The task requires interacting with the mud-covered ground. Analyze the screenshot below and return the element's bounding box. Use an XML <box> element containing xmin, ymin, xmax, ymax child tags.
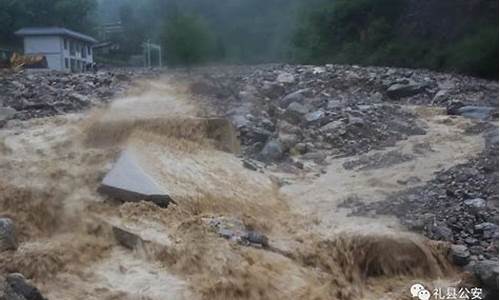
<box><xmin>0</xmin><ymin>65</ymin><xmax>498</xmax><ymax>300</ymax></box>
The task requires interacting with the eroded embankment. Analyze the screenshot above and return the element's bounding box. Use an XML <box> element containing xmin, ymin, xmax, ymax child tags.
<box><xmin>0</xmin><ymin>76</ymin><xmax>481</xmax><ymax>300</ymax></box>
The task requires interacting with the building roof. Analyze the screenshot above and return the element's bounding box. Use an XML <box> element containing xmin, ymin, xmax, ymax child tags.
<box><xmin>14</xmin><ymin>27</ymin><xmax>98</xmax><ymax>44</ymax></box>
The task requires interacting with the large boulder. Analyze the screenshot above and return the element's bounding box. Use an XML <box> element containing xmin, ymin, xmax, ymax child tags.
<box><xmin>456</xmin><ymin>106</ymin><xmax>495</xmax><ymax>120</ymax></box>
<box><xmin>469</xmin><ymin>260</ymin><xmax>499</xmax><ymax>299</ymax></box>
<box><xmin>319</xmin><ymin>120</ymin><xmax>344</xmax><ymax>135</ymax></box>
<box><xmin>449</xmin><ymin>244</ymin><xmax>470</xmax><ymax>266</ymax></box>
<box><xmin>278</xmin><ymin>133</ymin><xmax>299</xmax><ymax>151</ymax></box>
<box><xmin>1</xmin><ymin>273</ymin><xmax>46</xmax><ymax>300</ymax></box>
<box><xmin>258</xmin><ymin>139</ymin><xmax>283</xmax><ymax>162</ymax></box>
<box><xmin>484</xmin><ymin>127</ymin><xmax>499</xmax><ymax>148</ymax></box>
<box><xmin>0</xmin><ymin>107</ymin><xmax>16</xmax><ymax>126</ymax></box>
<box><xmin>276</xmin><ymin>72</ymin><xmax>295</xmax><ymax>84</ymax></box>
<box><xmin>260</xmin><ymin>82</ymin><xmax>285</xmax><ymax>99</ymax></box>
<box><xmin>0</xmin><ymin>218</ymin><xmax>17</xmax><ymax>252</ymax></box>
<box><xmin>283</xmin><ymin>102</ymin><xmax>309</xmax><ymax>124</ymax></box>
<box><xmin>386</xmin><ymin>81</ymin><xmax>426</xmax><ymax>99</ymax></box>
<box><xmin>304</xmin><ymin>110</ymin><xmax>326</xmax><ymax>125</ymax></box>
<box><xmin>279</xmin><ymin>89</ymin><xmax>311</xmax><ymax>108</ymax></box>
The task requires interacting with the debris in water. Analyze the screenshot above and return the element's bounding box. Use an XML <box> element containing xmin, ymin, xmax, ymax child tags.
<box><xmin>0</xmin><ymin>218</ymin><xmax>17</xmax><ymax>252</ymax></box>
<box><xmin>99</xmin><ymin>150</ymin><xmax>173</xmax><ymax>208</ymax></box>
<box><xmin>204</xmin><ymin>216</ymin><xmax>269</xmax><ymax>248</ymax></box>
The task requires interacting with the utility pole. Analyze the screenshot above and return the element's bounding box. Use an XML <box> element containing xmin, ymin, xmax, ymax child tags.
<box><xmin>147</xmin><ymin>40</ymin><xmax>151</xmax><ymax>68</ymax></box>
<box><xmin>142</xmin><ymin>41</ymin><xmax>162</xmax><ymax>68</ymax></box>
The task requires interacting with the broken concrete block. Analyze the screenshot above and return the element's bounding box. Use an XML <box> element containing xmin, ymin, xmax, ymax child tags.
<box><xmin>99</xmin><ymin>150</ymin><xmax>172</xmax><ymax>207</ymax></box>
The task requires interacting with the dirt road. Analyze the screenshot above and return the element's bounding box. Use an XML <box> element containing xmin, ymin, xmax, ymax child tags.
<box><xmin>0</xmin><ymin>76</ymin><xmax>488</xmax><ymax>299</ymax></box>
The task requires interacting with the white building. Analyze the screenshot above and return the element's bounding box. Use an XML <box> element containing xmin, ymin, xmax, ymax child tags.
<box><xmin>15</xmin><ymin>27</ymin><xmax>97</xmax><ymax>72</ymax></box>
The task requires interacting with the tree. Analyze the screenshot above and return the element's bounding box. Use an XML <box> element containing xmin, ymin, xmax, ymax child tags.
<box><xmin>161</xmin><ymin>13</ymin><xmax>215</xmax><ymax>66</ymax></box>
<box><xmin>0</xmin><ymin>0</ymin><xmax>97</xmax><ymax>47</ymax></box>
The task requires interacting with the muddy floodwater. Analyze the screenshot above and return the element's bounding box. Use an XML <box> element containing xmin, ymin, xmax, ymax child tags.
<box><xmin>0</xmin><ymin>75</ymin><xmax>494</xmax><ymax>299</ymax></box>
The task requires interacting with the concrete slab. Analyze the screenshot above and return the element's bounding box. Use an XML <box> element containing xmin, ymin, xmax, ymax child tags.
<box><xmin>99</xmin><ymin>150</ymin><xmax>173</xmax><ymax>207</ymax></box>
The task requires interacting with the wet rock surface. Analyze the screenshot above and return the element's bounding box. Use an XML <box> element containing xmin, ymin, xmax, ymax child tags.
<box><xmin>348</xmin><ymin>134</ymin><xmax>499</xmax><ymax>263</ymax></box>
<box><xmin>0</xmin><ymin>273</ymin><xmax>46</xmax><ymax>300</ymax></box>
<box><xmin>186</xmin><ymin>64</ymin><xmax>497</xmax><ymax>163</ymax></box>
<box><xmin>0</xmin><ymin>218</ymin><xmax>17</xmax><ymax>252</ymax></box>
<box><xmin>343</xmin><ymin>150</ymin><xmax>415</xmax><ymax>171</ymax></box>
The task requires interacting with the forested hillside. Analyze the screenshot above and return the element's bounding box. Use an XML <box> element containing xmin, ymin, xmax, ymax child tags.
<box><xmin>0</xmin><ymin>0</ymin><xmax>497</xmax><ymax>78</ymax></box>
<box><xmin>293</xmin><ymin>0</ymin><xmax>499</xmax><ymax>78</ymax></box>
<box><xmin>0</xmin><ymin>0</ymin><xmax>97</xmax><ymax>47</ymax></box>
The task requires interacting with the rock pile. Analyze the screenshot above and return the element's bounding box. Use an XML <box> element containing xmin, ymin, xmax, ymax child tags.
<box><xmin>348</xmin><ymin>129</ymin><xmax>499</xmax><ymax>264</ymax></box>
<box><xmin>0</xmin><ymin>69</ymin><xmax>159</xmax><ymax>126</ymax></box>
<box><xmin>187</xmin><ymin>64</ymin><xmax>498</xmax><ymax>163</ymax></box>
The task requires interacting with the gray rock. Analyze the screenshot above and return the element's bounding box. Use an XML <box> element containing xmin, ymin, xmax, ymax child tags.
<box><xmin>230</xmin><ymin>114</ymin><xmax>249</xmax><ymax>129</ymax></box>
<box><xmin>304</xmin><ymin>110</ymin><xmax>325</xmax><ymax>124</ymax></box>
<box><xmin>4</xmin><ymin>273</ymin><xmax>46</xmax><ymax>300</ymax></box>
<box><xmin>291</xmin><ymin>143</ymin><xmax>307</xmax><ymax>155</ymax></box>
<box><xmin>112</xmin><ymin>226</ymin><xmax>141</xmax><ymax>250</ymax></box>
<box><xmin>258</xmin><ymin>140</ymin><xmax>283</xmax><ymax>162</ymax></box>
<box><xmin>464</xmin><ymin>198</ymin><xmax>487</xmax><ymax>214</ymax></box>
<box><xmin>0</xmin><ymin>218</ymin><xmax>17</xmax><ymax>252</ymax></box>
<box><xmin>277</xmin><ymin>121</ymin><xmax>301</xmax><ymax>135</ymax></box>
<box><xmin>327</xmin><ymin>100</ymin><xmax>342</xmax><ymax>110</ymax></box>
<box><xmin>0</xmin><ymin>107</ymin><xmax>16</xmax><ymax>123</ymax></box>
<box><xmin>474</xmin><ymin>223</ymin><xmax>498</xmax><ymax>232</ymax></box>
<box><xmin>248</xmin><ymin>127</ymin><xmax>273</xmax><ymax>143</ymax></box>
<box><xmin>386</xmin><ymin>82</ymin><xmax>426</xmax><ymax>99</ymax></box>
<box><xmin>242</xmin><ymin>159</ymin><xmax>259</xmax><ymax>171</ymax></box>
<box><xmin>283</xmin><ymin>102</ymin><xmax>309</xmax><ymax>124</ymax></box>
<box><xmin>484</xmin><ymin>127</ymin><xmax>499</xmax><ymax>148</ymax></box>
<box><xmin>276</xmin><ymin>72</ymin><xmax>295</xmax><ymax>84</ymax></box>
<box><xmin>429</xmin><ymin>223</ymin><xmax>454</xmax><ymax>241</ymax></box>
<box><xmin>456</xmin><ymin>106</ymin><xmax>495</xmax><ymax>120</ymax></box>
<box><xmin>260</xmin><ymin>82</ymin><xmax>285</xmax><ymax>98</ymax></box>
<box><xmin>348</xmin><ymin>116</ymin><xmax>365</xmax><ymax>126</ymax></box>
<box><xmin>302</xmin><ymin>151</ymin><xmax>327</xmax><ymax>163</ymax></box>
<box><xmin>279</xmin><ymin>89</ymin><xmax>310</xmax><ymax>108</ymax></box>
<box><xmin>319</xmin><ymin>120</ymin><xmax>344</xmax><ymax>134</ymax></box>
<box><xmin>99</xmin><ymin>150</ymin><xmax>173</xmax><ymax>207</ymax></box>
<box><xmin>278</xmin><ymin>133</ymin><xmax>299</xmax><ymax>151</ymax></box>
<box><xmin>470</xmin><ymin>260</ymin><xmax>499</xmax><ymax>294</ymax></box>
<box><xmin>244</xmin><ymin>231</ymin><xmax>269</xmax><ymax>247</ymax></box>
<box><xmin>474</xmin><ymin>223</ymin><xmax>499</xmax><ymax>239</ymax></box>
<box><xmin>449</xmin><ymin>244</ymin><xmax>470</xmax><ymax>266</ymax></box>
<box><xmin>432</xmin><ymin>89</ymin><xmax>449</xmax><ymax>103</ymax></box>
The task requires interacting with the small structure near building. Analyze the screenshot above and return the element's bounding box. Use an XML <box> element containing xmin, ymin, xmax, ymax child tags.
<box><xmin>15</xmin><ymin>27</ymin><xmax>97</xmax><ymax>72</ymax></box>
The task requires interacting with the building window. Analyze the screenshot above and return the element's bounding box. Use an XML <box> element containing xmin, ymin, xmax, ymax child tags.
<box><xmin>64</xmin><ymin>38</ymin><xmax>68</xmax><ymax>50</ymax></box>
<box><xmin>82</xmin><ymin>45</ymin><xmax>87</xmax><ymax>58</ymax></box>
<box><xmin>65</xmin><ymin>58</ymin><xmax>69</xmax><ymax>69</ymax></box>
<box><xmin>88</xmin><ymin>46</ymin><xmax>91</xmax><ymax>55</ymax></box>
<box><xmin>70</xmin><ymin>41</ymin><xmax>75</xmax><ymax>56</ymax></box>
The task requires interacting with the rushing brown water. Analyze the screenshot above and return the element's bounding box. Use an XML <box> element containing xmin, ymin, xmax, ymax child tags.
<box><xmin>0</xmin><ymin>76</ymin><xmax>482</xmax><ymax>299</ymax></box>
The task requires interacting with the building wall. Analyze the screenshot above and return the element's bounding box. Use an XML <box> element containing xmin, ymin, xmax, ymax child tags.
<box><xmin>24</xmin><ymin>36</ymin><xmax>62</xmax><ymax>54</ymax></box>
<box><xmin>23</xmin><ymin>35</ymin><xmax>94</xmax><ymax>72</ymax></box>
<box><xmin>61</xmin><ymin>37</ymin><xmax>93</xmax><ymax>72</ymax></box>
<box><xmin>24</xmin><ymin>36</ymin><xmax>64</xmax><ymax>70</ymax></box>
